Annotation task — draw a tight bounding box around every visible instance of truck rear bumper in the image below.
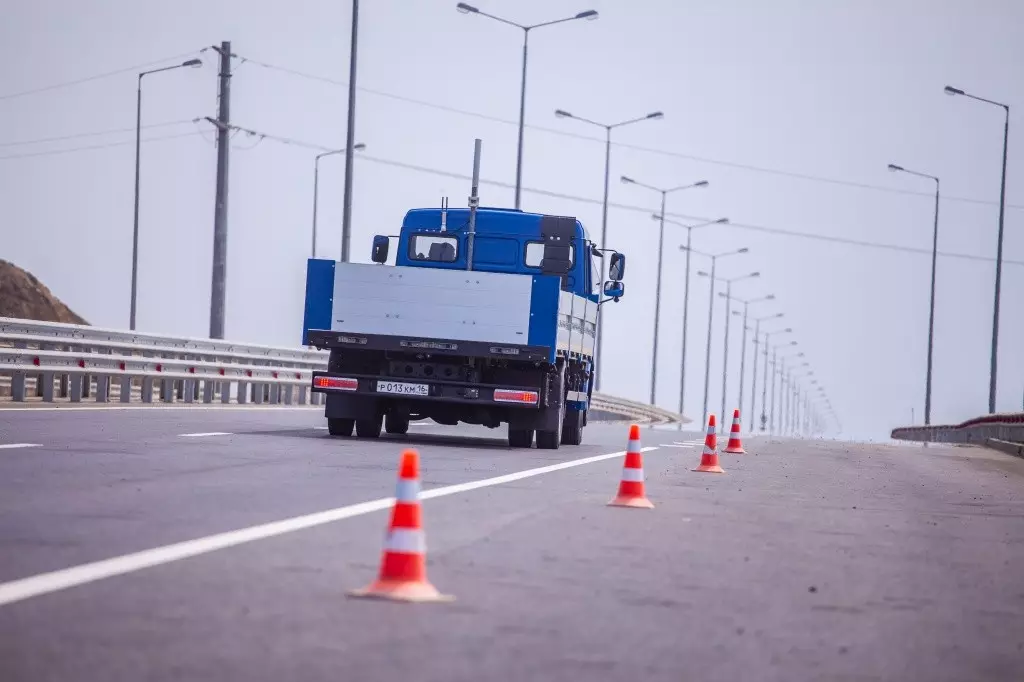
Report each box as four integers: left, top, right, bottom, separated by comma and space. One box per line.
305, 329, 553, 364
310, 370, 545, 409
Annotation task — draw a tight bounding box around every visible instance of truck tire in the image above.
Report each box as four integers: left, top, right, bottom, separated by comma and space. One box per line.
536, 367, 566, 450
385, 414, 410, 435
560, 409, 584, 445
508, 427, 533, 448
327, 418, 354, 437
355, 415, 383, 438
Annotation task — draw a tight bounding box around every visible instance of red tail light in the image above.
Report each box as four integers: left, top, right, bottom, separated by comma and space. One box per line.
494, 389, 539, 404
314, 376, 358, 391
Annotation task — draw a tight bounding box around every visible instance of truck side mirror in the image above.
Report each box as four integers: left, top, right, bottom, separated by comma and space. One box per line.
603, 280, 625, 301
608, 252, 626, 281
371, 235, 389, 264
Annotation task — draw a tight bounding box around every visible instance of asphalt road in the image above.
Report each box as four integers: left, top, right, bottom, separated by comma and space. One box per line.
0, 405, 1022, 681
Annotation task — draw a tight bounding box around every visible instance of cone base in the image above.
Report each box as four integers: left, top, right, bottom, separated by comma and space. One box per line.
693, 463, 725, 473
607, 494, 655, 509
723, 445, 746, 454
347, 579, 455, 603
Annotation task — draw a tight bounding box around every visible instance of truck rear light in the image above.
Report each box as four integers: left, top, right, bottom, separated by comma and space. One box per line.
314, 376, 358, 391
494, 389, 538, 404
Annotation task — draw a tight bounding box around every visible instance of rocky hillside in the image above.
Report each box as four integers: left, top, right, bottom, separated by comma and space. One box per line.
0, 259, 88, 324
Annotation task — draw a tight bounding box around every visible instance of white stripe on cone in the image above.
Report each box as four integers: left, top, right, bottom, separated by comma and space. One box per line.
384, 528, 425, 553
620, 468, 645, 482
627, 438, 641, 452
395, 479, 420, 502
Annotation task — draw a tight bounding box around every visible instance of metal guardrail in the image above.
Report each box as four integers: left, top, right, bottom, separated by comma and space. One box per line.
890, 412, 1024, 447
0, 317, 683, 423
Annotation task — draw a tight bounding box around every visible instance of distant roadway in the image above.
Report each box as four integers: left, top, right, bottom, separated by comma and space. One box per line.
0, 406, 1021, 681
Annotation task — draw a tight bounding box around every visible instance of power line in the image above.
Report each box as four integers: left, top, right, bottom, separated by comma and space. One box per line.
0, 49, 205, 101
0, 131, 204, 160
0, 120, 194, 148
242, 55, 1022, 212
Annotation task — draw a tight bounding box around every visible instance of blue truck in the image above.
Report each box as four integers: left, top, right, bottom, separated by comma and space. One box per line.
301, 206, 626, 449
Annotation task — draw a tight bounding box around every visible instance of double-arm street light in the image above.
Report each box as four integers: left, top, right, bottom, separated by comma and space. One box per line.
944, 84, 1011, 414
768, 341, 799, 434
707, 273, 761, 432
657, 215, 729, 416
554, 109, 664, 390
130, 57, 203, 330
749, 313, 785, 427
457, 3, 597, 210
683, 245, 748, 428
888, 163, 940, 425
760, 328, 792, 431
311, 143, 366, 259
621, 176, 709, 405
727, 296, 776, 428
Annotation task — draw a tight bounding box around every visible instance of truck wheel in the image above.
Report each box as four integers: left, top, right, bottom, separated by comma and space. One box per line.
355, 415, 383, 438
385, 414, 410, 435
536, 402, 564, 450
560, 410, 584, 445
327, 418, 354, 437
508, 428, 533, 448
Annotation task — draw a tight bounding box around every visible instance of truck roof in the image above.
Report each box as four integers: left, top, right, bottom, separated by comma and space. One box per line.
402, 207, 591, 243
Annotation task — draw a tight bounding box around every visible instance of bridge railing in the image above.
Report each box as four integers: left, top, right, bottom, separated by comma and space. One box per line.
891, 413, 1024, 448
0, 317, 683, 423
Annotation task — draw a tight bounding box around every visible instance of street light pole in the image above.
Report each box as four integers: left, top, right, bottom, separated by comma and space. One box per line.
555, 109, 664, 392
457, 4, 598, 210
129, 58, 202, 331
749, 313, 784, 425
659, 215, 728, 417
945, 85, 1010, 413
711, 274, 760, 432
340, 0, 359, 264
312, 144, 365, 259
726, 298, 775, 428
621, 177, 709, 406
888, 163, 940, 425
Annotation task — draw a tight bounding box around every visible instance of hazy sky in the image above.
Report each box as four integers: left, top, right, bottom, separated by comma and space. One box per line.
2, 0, 1021, 439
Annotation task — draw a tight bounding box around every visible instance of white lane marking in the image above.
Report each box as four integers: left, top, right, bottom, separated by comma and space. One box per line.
0, 443, 41, 450
0, 446, 658, 607
178, 432, 233, 438
664, 443, 695, 448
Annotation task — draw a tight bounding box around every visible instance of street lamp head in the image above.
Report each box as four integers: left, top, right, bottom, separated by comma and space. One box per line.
765, 294, 776, 300
733, 310, 742, 316
576, 9, 599, 20
944, 85, 964, 96
353, 143, 367, 151
697, 270, 710, 277
621, 175, 636, 185
646, 111, 665, 120
554, 109, 572, 119
737, 247, 749, 254
784, 327, 793, 332
749, 271, 761, 278
456, 2, 478, 13
652, 213, 664, 222
887, 163, 904, 172
182, 58, 203, 68
715, 218, 729, 224
695, 180, 710, 187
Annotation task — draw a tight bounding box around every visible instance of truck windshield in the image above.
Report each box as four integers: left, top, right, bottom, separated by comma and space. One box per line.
409, 234, 458, 262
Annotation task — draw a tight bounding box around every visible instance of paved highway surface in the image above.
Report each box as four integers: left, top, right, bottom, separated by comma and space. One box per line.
0, 405, 1022, 681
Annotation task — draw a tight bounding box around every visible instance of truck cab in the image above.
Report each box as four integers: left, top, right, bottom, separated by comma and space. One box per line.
302, 206, 626, 449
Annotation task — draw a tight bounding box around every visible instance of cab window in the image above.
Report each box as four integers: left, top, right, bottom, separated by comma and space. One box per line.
524, 242, 575, 268
409, 234, 458, 263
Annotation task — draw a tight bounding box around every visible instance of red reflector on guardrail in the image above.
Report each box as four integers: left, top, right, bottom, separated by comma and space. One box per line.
493, 389, 539, 404
32, 357, 40, 366
77, 360, 85, 368
313, 376, 358, 391
219, 368, 225, 376
156, 364, 163, 372
188, 367, 195, 374
119, 362, 126, 370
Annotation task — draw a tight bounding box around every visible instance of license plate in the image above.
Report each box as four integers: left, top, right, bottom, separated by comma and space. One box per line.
376, 380, 429, 396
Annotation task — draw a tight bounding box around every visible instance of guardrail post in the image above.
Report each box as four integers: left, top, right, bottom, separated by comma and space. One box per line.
69, 373, 83, 402
184, 378, 195, 403
59, 372, 69, 398
141, 377, 154, 403
283, 385, 294, 405
269, 384, 281, 405
298, 385, 308, 405
203, 380, 215, 403
161, 377, 174, 403
120, 376, 132, 403
221, 381, 232, 404
253, 381, 264, 404
237, 381, 248, 404
41, 372, 55, 402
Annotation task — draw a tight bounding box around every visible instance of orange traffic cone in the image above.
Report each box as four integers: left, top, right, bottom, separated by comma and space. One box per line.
348, 449, 454, 602
723, 409, 746, 454
608, 424, 654, 508
693, 414, 725, 473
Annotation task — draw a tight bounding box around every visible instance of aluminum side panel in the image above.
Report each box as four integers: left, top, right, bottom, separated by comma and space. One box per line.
330, 263, 532, 344
557, 291, 596, 358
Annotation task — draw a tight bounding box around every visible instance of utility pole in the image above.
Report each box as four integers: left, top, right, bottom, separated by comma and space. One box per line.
340, 0, 359, 263
208, 41, 232, 339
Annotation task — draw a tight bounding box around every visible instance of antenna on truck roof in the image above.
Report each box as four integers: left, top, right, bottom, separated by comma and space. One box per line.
466, 138, 482, 272
440, 196, 448, 232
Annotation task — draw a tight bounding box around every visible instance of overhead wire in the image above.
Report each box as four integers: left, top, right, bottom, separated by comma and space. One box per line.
0, 120, 195, 148
242, 55, 1022, 212
0, 49, 206, 101
0, 131, 205, 160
